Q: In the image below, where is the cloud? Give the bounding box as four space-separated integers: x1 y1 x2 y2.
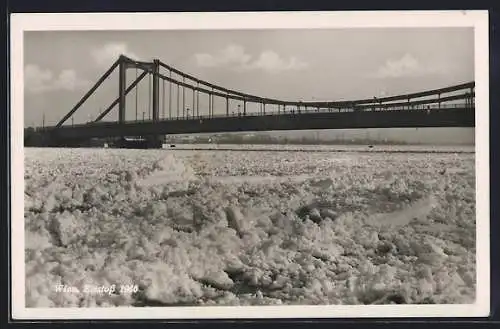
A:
194 45 251 68
371 53 446 78
91 42 141 67
246 51 308 73
25 64 90 94
194 45 308 73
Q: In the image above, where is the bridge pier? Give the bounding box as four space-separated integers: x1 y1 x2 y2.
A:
24 128 164 149
24 128 56 147
113 135 163 149
146 135 164 148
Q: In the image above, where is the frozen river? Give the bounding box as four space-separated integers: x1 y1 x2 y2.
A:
24 145 476 307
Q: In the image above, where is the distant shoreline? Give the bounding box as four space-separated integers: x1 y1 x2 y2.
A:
165 141 474 147
162 143 475 154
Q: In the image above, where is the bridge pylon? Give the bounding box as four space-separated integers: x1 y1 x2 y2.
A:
152 59 160 122
117 57 162 147
118 57 127 125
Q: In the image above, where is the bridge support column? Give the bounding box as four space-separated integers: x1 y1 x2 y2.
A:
147 135 164 149
118 59 127 124
150 59 161 147
152 59 160 121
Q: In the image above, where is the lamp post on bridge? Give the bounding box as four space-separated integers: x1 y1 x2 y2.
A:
310 97 318 112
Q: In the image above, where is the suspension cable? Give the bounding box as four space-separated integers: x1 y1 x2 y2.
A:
135 68 138 121
169 70 172 120
196 82 199 117
162 79 165 120
148 73 152 120
211 88 214 117
177 83 180 119
209 94 212 117
192 87 195 118
182 76 186 118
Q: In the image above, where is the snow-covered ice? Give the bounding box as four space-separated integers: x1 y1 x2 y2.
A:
24 146 476 307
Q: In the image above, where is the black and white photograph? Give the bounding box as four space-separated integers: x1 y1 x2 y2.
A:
11 11 489 319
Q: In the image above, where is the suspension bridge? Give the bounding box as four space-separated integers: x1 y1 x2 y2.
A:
24 54 475 148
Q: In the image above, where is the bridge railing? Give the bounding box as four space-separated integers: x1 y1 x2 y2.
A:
41 101 473 131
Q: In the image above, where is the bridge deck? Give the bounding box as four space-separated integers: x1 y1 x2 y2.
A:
35 106 474 143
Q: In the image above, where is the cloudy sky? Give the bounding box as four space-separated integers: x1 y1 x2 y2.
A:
24 28 475 143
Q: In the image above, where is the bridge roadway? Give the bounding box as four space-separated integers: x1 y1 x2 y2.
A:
33 106 474 147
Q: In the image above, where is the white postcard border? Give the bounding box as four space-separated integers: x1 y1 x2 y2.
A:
10 10 490 319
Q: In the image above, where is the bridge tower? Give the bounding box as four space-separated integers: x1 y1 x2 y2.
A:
152 59 160 122
118 57 126 124
116 56 162 148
